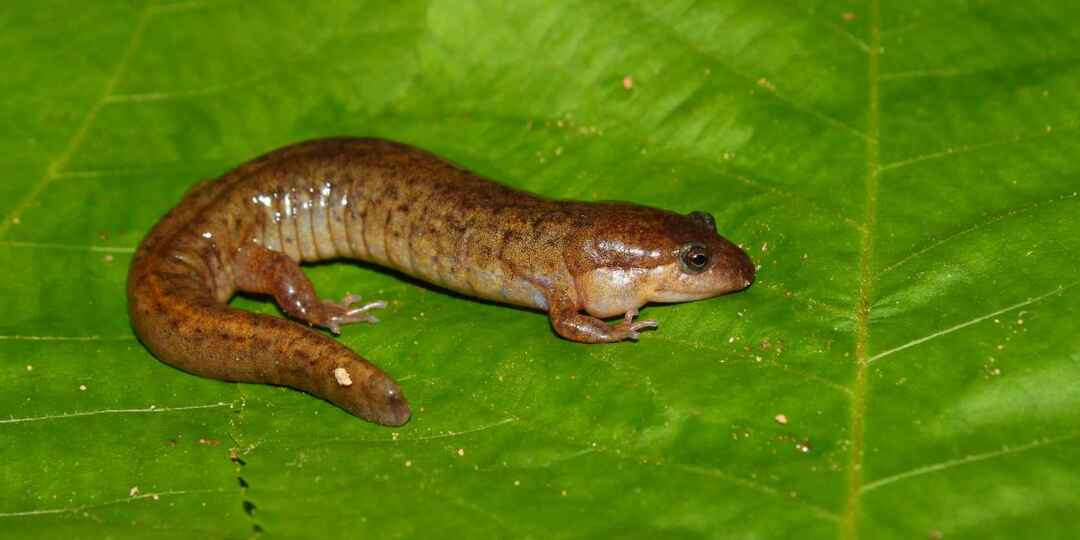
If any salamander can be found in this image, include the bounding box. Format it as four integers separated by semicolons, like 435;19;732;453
127;138;755;426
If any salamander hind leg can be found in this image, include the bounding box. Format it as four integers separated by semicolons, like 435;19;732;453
234;245;387;334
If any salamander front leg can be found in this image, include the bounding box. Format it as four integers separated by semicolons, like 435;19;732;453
547;294;657;343
234;245;386;334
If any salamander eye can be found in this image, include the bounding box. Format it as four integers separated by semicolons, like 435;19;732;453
679;243;710;273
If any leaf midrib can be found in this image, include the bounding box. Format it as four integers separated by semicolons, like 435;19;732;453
840;0;881;538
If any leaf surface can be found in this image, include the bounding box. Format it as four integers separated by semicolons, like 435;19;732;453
2;1;1078;538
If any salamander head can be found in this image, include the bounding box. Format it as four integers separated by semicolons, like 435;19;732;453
647;210;755;303
572;207;754;318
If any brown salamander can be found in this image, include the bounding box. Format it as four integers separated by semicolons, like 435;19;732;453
127;138;755;426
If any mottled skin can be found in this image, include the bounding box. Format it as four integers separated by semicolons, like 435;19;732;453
127;138;755;426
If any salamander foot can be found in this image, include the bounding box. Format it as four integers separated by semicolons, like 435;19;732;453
322;294;387;335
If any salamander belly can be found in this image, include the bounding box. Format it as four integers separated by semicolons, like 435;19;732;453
467;266;548;311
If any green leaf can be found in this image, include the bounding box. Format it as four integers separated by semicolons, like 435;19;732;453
3;1;1079;538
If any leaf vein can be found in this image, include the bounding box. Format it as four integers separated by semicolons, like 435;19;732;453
879;120;1080;173
861;432;1080;493
879;191;1079;275
0;241;135;254
0;334;135;342
615;0;871;142
672;464;841;523
0;402;231;425
0;0;158;239
867;283;1077;364
840;2;881;538
0;488;236;519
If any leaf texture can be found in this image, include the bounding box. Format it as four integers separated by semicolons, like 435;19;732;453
2;1;1078;538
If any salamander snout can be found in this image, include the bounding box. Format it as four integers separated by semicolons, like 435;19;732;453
728;241;756;290
705;237;755;294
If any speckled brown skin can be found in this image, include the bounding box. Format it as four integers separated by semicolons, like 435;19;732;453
127;138;754;426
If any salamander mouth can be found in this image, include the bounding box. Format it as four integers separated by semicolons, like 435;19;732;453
649;289;717;303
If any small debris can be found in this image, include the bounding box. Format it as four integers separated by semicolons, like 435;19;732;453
229;447;240;463
928;530;944;540
152;494;160;501
129;486;140;497
841;11;857;21
103;254;114;263
560;489;568;496
774;414;788;425
391;432;400;441
197;438;221;446
404;460;412;468
457;448;465;457
11;217;20;225
514;480;521;486
622;75;634;90
79;384;87;391
756;78;776;92
25;365;32;371
760;242;769;252
795;441;813;453
333;367;353;387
